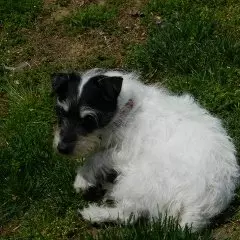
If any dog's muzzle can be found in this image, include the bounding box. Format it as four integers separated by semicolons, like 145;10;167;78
57;141;75;155
53;128;78;155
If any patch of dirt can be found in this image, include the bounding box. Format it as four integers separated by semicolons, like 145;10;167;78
212;220;240;240
6;0;147;69
117;2;148;44
17;29;124;68
44;0;56;5
86;227;99;238
51;8;71;21
42;0;101;23
0;221;21;237
44;0;102;10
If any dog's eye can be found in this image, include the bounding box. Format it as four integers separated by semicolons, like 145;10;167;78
83;115;94;122
83;115;97;125
82;115;98;131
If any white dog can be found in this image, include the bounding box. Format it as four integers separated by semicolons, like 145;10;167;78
52;68;239;231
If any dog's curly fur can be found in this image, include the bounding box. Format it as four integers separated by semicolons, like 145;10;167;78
53;69;239;231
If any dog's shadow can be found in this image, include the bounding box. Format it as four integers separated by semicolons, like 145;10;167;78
210;195;240;229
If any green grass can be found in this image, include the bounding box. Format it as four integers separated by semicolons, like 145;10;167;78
64;3;118;33
1;0;240;239
1;68;78;217
129;0;240;75
0;0;42;30
0;0;43;67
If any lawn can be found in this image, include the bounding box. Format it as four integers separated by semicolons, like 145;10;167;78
0;0;240;239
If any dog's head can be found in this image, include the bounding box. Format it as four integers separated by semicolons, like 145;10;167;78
52;69;123;156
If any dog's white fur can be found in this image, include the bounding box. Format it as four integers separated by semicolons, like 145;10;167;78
72;69;239;231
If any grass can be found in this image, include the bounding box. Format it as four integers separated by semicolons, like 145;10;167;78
0;0;240;239
0;0;42;30
129;0;240;73
64;3;118;33
0;0;42;67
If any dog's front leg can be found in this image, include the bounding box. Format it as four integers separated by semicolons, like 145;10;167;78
73;152;114;193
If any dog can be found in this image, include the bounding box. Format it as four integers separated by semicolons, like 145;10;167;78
52;68;239;231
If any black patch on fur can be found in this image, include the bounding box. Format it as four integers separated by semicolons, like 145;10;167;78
105;169;118;183
82;169;118;202
52;72;81;101
82;185;106;202
52;72;123;154
79;75;123;127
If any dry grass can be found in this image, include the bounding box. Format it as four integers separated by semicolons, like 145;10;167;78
6;0;147;69
213;221;240;240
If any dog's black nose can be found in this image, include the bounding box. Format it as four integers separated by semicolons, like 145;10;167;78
57;142;71;154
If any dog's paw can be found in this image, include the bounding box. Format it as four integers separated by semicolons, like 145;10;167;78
78;205;104;223
73;174;93;193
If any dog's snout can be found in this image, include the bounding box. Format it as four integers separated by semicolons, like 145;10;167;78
57;142;72;154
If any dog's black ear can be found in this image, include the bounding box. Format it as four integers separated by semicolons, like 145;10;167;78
96;75;123;101
51;73;69;97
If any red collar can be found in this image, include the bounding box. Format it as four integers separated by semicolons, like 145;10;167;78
113;99;134;127
125;99;134;108
119;99;134;115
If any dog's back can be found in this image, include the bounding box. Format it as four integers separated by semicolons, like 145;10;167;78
102;73;239;230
